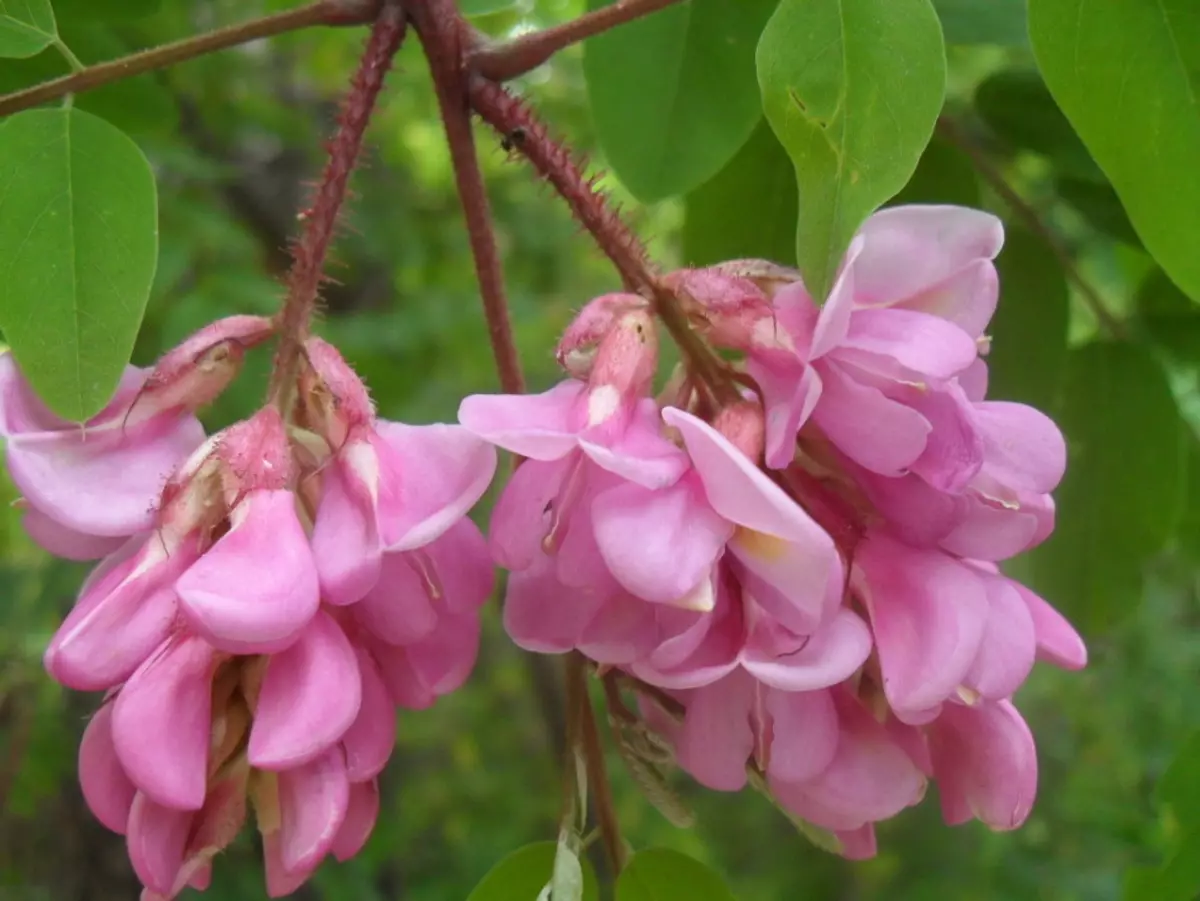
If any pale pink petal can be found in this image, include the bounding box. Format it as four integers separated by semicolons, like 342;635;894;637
841;308;978;379
906;384;984;493
112;637;215;811
311;449;380;606
79;702;136;834
249;611;362;771
636;588;743;689
750;358;822;470
592;477;730;605
766;687;838;783
903;259;999;338
959;358;989;401
975;402;1068;494
422;518;495;614
730;532;841;634
676;671;754;791
1016;583;1087;670
857;534;988;721
177;489;319;654
577;590;660;665
812;361;931;476
402;610;481;698
373;422;498;551
488;456;570;571
742;609;872;691
127;792;192;895
457;381;585;459
835;825;877;859
331;780;380;861
263;831;316;899
369;637;435;711
277;748;351;873
503;552;604;654
854;469;963;548
580;397;689;488
0;352;88;432
353;552;438;646
963;571;1036;701
22;507;124;560
807;237;864;359
929;700;1037;829
341;650;397;782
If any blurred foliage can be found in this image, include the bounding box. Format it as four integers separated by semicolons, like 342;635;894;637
0;1;1198;900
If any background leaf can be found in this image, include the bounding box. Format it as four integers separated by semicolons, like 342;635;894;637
1136;268;1200;365
1055;177;1143;248
617;848;738;901
756;0;946;301
0;0;56;59
932;0;1027;45
0;108;158;421
682;120;796;267
1029;0;1200;301
1028;342;1186;634
459;0;518;17
583;0;777;202
890;133;979;207
466;842;599;901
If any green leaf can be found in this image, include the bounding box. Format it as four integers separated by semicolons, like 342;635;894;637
617;848;737;901
49;0;160;19
1136;268;1200;364
583;0;778;202
1176;443;1200;567
458;0;517;17
682;120;796;267
986;227;1068;411
1056;177;1142;247
932;0;1027;45
1029;342;1186;634
466;842;600;901
1157;729;1200;826
756;0;947;301
974;69;1101;180
1029;0;1200;302
0;108;158;421
891;134;979;207
1125;842;1200;901
0;0;56;59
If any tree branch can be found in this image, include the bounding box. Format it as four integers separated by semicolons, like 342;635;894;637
937;115;1129;340
0;0;383;119
410;0;526;394
468;0;686;82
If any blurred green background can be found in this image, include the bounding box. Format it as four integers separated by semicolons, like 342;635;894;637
0;2;1197;899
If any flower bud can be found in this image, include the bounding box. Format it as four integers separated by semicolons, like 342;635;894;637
556;292;648;379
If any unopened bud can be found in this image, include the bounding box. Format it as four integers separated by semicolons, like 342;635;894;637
297;336;375;448
217;408;294;494
666;268;775;352
587;308;658;404
556;293;648;379
713;400;765;463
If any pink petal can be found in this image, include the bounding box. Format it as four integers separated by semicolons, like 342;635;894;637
277;748;351;873
635;585;743;689
730;531;841;634
841;308;978;379
766;687;839;783
749;358;822;470
126;792;193;895
1016;583;1087;670
592;477;730;605
578;398;688;488
811;361;931;476
112;636;215;810
929;700;1037;829
372;422;498;551
0;352;95;433
742;609;872;692
310;448;381;606
22;507;125;560
177;489;319;654
577;590;660;665
353;551;438;646
331;779;380;861
79;702;136;834
249;611;362;771
263;831;316;899
963;571;1036;701
903;259;999;338
422;518;495;614
854;469;963;548
807;237;864;359
938;493;1043;561
959;358;989;402
488;456;570;571
341;650;397;782
975;402;1068;494
503;552;609;654
906;383;984;493
457;381;585;459
836;825;878;860
676;671;754;791
370;637;435;711
402;610;481;698
857;534;988;721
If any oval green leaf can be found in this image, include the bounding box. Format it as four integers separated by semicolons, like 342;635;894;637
683;119;797;267
617;848;737;901
583;0;778;203
1029;0;1200;302
756;0;947;301
1028;342;1186;635
0;0;56;59
467;842;599;901
932;0;1027;45
0;108;158;421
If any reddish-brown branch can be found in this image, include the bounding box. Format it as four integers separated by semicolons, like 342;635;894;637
0;0;382;119
409;0;525;394
267;2;407;406
468;0;686;81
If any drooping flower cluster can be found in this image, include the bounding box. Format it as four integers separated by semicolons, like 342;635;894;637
2;320;496;898
460;205;1086;857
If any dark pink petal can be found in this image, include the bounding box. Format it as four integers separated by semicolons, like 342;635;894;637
857;534;988;721
372;422;497;551
331;780;380;861
750;357;822;470
963;571;1036;701
676;672;754;791
636;590;743;690
854;469;963;548
126;792;192;895
742;609;872;692
578;397;689;488
402;610;481;699
836;825;878;860
1016;583;1087;670
354;552;438;645
842;308;978;379
177;489;319;654
249;611;362;771
929;700;1037;829
112;636;215;811
906;384;984;494
371;640;435;711
422;518;495;614
457;381;585;459
311;448;381;606
341;650;397;782
766;687;838;783
938;493;1043;561
488;456;570;571
262;831;316;899
503;552;607;654
277;747;351;873
592;477;730;606
79;702;136;834
806;238;864;359
578;590;660;665
22;507;124;560
974;402;1068;494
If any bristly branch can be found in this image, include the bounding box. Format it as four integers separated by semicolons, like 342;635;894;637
467;0;686;81
0;0;382;119
267;1;407;407
409;0;526;394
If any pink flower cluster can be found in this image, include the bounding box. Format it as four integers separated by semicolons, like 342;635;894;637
2;320;496;898
460;205;1086;857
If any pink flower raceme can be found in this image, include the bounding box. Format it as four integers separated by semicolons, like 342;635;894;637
0;316;274;560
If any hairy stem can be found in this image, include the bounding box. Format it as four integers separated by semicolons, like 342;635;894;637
468;0;685;81
0;0;382;119
267;1;406;406
410;0;526;394
937;115;1128;340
